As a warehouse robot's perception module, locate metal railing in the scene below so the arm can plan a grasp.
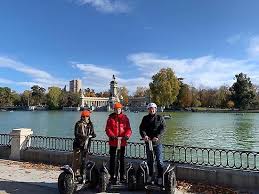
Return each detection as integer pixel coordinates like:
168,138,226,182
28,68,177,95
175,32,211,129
4,134,257,171
0,134,11,146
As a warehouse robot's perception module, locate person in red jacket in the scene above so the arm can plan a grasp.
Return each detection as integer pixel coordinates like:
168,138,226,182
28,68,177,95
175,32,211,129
105,102,132,183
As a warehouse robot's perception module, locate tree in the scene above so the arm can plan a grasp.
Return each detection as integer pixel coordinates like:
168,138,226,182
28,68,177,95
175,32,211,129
0,87,12,106
227,100,235,109
230,73,256,109
119,86,129,105
176,84,192,108
214,86,231,108
134,87,149,97
11,91,21,106
31,85,46,105
47,87,62,110
20,90,32,106
149,68,180,107
59,91,80,107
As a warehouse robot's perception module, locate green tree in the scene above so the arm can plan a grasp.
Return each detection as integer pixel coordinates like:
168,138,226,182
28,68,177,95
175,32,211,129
20,90,32,106
59,91,80,107
11,91,21,106
47,87,62,110
0,87,12,106
149,68,180,107
230,73,256,109
31,85,46,105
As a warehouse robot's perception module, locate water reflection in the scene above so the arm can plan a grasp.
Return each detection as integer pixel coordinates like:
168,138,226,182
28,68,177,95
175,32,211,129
233,114,256,150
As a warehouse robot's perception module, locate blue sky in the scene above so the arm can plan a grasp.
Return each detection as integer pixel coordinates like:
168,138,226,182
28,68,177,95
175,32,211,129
1,0,259,93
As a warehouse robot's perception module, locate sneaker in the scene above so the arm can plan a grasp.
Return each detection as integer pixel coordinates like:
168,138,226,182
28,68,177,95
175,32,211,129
147,176,152,183
157,178,163,185
110,177,117,184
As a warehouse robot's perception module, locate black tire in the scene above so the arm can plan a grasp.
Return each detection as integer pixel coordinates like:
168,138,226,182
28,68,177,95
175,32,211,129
136,168,145,190
165,171,177,194
58,172,75,194
128,174,136,191
88,167,99,189
99,171,108,192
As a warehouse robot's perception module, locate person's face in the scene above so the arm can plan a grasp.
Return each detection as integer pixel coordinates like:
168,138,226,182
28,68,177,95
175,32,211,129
148,107,157,115
115,108,122,114
82,116,89,122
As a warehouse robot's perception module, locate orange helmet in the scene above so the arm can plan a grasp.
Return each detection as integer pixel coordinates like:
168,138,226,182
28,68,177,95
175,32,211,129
81,110,90,117
113,102,123,109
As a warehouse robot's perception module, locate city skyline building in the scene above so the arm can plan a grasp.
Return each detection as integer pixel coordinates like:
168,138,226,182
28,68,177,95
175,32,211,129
69,79,82,93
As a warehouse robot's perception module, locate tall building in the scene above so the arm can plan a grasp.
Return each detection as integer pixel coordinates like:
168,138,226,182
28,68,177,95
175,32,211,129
69,79,82,93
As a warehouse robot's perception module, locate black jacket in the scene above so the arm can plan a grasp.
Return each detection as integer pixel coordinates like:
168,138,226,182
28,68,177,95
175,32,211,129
73,119,95,149
139,114,166,144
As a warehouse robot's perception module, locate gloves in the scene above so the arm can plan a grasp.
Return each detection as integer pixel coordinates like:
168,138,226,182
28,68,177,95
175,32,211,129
110,136,117,141
123,136,129,140
92,133,96,138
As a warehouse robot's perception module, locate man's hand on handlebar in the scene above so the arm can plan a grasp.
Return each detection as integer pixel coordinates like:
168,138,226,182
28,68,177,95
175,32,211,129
152,137,158,142
110,136,117,140
144,136,149,142
123,136,129,140
92,133,96,138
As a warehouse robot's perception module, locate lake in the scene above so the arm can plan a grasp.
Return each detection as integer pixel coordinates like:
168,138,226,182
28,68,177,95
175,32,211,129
1,111,259,151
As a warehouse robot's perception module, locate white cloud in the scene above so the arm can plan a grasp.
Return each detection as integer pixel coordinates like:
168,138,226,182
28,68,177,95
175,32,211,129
227,34,241,44
0,78,13,84
0,56,67,89
74,63,150,93
77,0,129,13
75,63,120,80
128,52,259,88
247,36,259,59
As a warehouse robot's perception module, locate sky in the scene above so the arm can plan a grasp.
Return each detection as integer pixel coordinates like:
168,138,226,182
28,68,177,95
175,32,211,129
1,0,259,94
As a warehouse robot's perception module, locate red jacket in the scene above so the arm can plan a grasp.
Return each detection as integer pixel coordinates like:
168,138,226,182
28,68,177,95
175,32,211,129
105,113,132,147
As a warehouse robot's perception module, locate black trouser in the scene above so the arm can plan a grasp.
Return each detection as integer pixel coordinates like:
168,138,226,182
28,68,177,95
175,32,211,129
109,146,125,178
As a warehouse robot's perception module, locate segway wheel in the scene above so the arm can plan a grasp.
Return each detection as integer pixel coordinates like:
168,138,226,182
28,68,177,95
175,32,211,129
88,167,99,189
128,173,136,191
99,171,108,192
136,168,145,190
58,172,75,194
165,171,177,194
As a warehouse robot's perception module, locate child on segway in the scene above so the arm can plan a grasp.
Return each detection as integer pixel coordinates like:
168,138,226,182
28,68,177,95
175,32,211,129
105,102,132,184
72,110,96,183
58,110,98,194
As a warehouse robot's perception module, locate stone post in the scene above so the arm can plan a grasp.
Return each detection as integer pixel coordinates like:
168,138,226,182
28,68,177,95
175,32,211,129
9,128,33,160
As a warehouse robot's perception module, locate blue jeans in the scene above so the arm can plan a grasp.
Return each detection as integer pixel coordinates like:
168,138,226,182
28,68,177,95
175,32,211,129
146,143,164,178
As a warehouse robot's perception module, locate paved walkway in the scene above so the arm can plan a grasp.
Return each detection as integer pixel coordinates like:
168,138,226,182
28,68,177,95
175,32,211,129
0,159,187,194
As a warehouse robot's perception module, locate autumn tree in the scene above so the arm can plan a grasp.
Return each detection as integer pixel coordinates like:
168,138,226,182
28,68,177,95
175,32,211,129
118,86,129,105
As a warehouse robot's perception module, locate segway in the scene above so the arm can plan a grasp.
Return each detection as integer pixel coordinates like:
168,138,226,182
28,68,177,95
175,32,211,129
99,137,136,192
58,133,99,194
137,139,176,194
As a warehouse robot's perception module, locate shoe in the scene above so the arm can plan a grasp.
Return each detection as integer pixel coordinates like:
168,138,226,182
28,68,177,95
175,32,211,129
157,178,162,185
147,176,152,183
110,177,117,185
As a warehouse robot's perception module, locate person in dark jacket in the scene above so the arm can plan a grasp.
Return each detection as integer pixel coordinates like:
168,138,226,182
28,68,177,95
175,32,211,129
105,102,132,183
139,102,166,185
72,110,96,177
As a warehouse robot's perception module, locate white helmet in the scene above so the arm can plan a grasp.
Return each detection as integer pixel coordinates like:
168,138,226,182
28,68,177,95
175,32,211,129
147,103,157,109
